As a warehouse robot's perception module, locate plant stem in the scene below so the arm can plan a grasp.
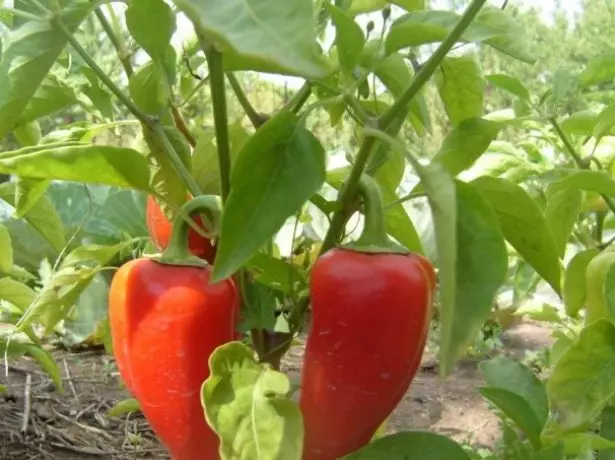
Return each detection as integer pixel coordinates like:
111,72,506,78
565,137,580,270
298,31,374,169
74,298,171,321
379,0,487,128
227,72,264,128
94,7,133,77
320,121,378,253
283,83,313,114
550,117,615,215
56,17,202,198
203,45,232,203
171,105,197,147
0,7,40,21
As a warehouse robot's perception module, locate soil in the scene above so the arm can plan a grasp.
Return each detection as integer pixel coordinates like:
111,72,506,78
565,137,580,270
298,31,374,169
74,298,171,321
0,321,555,459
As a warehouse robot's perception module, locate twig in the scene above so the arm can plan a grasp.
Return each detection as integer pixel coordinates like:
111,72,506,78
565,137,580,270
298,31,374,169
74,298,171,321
20,374,32,433
62,358,79,403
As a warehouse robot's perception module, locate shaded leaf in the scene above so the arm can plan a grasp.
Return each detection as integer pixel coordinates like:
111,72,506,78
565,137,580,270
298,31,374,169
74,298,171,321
547,320,615,430
563,249,599,318
545,188,582,258
343,431,469,459
0,4,92,138
471,176,562,294
435,53,486,126
213,112,326,281
176,0,332,78
328,4,364,72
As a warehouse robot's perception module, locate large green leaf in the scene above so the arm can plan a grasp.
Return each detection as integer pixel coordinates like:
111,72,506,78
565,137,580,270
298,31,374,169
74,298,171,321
213,112,326,281
430,118,501,177
444,180,508,367
435,53,486,126
328,4,364,73
343,431,469,459
386,7,536,63
0,181,65,253
545,188,582,258
125,0,176,62
176,0,332,79
0,144,152,191
579,52,615,87
18,75,77,125
479,356,548,447
547,320,615,430
471,176,562,295
0,3,92,138
202,341,303,460
563,249,599,318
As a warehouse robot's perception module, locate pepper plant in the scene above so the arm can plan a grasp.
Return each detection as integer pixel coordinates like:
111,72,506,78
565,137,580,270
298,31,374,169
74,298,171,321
3,0,615,459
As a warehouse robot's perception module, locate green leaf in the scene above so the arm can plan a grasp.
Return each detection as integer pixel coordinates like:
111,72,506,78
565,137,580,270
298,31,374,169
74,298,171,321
0,181,65,253
18,75,76,125
479,387,543,448
202,341,303,460
541,170,615,197
328,4,364,73
486,74,530,100
0,277,36,310
128,61,172,118
245,253,307,295
14,176,50,217
471,176,562,295
435,53,486,126
176,0,332,79
579,52,615,87
594,104,615,142
125,0,176,62
106,398,141,418
480,356,548,445
563,249,599,318
545,188,582,258
598,406,615,460
563,433,615,456
406,160,457,376
193,121,250,195
0,223,12,272
386,7,536,63
431,118,501,177
213,112,326,281
444,180,508,368
531,444,565,460
559,110,599,136
547,320,615,430
604,264,615,323
343,431,469,459
62,272,110,348
22,342,63,393
0,144,152,191
0,4,92,138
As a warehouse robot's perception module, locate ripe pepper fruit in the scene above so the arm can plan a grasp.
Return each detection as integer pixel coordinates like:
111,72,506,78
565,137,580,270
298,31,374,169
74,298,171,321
300,174,435,460
146,195,218,264
109,196,239,460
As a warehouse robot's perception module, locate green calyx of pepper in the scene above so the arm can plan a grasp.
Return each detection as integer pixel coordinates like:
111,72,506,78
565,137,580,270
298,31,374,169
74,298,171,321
154,195,222,268
342,174,409,255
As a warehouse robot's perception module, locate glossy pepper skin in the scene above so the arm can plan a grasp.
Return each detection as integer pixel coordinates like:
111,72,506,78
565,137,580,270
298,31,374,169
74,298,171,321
110,197,239,460
146,195,217,264
299,175,436,460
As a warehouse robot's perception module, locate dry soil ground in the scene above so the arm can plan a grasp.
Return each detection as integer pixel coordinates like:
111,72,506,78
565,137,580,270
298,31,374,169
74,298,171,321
0,321,554,459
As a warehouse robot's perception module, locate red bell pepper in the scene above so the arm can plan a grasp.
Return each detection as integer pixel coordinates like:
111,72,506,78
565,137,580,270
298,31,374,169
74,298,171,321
299,175,436,459
110,196,239,460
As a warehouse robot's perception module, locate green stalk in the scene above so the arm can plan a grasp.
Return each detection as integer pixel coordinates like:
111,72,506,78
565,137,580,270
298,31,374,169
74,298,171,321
203,45,232,203
379,0,487,129
55,17,202,198
227,72,264,128
550,117,615,215
282,83,313,114
156,196,220,267
320,124,378,252
95,7,133,77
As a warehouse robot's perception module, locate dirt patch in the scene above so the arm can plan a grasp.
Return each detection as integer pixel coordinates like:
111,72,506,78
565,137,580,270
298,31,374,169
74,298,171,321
0,321,554,459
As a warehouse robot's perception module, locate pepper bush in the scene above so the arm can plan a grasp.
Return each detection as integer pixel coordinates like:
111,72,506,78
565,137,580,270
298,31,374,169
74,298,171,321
2,0,615,459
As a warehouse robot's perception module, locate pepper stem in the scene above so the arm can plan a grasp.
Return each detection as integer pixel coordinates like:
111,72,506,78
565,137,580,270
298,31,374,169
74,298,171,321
344,174,409,255
155,195,221,267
